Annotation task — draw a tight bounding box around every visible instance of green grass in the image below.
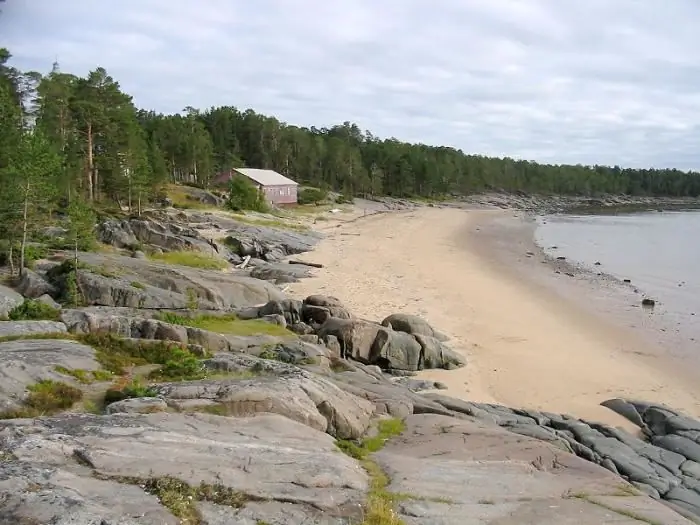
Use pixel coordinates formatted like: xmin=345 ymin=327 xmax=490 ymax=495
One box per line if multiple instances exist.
xmin=148 ymin=251 xmax=228 ymax=270
xmin=104 ymin=378 xmax=158 ymax=405
xmin=54 ymin=366 xmax=113 ymax=384
xmin=130 ymin=281 xmax=146 ymax=289
xmin=156 ymin=312 xmax=292 ymax=337
xmin=227 ymin=213 xmax=309 ymax=232
xmin=77 ymin=333 xmax=209 ymax=378
xmin=8 ymin=299 xmax=61 ymax=321
xmin=0 ymin=379 xmax=83 ymax=419
xmin=336 ymin=418 xmax=407 ymax=525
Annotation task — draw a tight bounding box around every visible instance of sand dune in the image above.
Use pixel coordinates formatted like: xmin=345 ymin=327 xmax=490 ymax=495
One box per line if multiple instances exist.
xmin=288 ymin=206 xmax=700 ymax=427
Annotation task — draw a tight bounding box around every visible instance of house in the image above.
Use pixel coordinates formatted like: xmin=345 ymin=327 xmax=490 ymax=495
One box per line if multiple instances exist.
xmin=213 ymin=168 xmax=298 ymax=205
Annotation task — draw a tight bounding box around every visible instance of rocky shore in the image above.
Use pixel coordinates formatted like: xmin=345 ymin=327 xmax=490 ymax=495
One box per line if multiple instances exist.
xmin=1 ymin=203 xmax=700 ymax=523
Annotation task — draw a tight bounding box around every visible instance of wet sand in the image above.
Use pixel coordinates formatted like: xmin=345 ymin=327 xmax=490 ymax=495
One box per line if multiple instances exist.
xmin=287 ymin=206 xmax=700 ymax=428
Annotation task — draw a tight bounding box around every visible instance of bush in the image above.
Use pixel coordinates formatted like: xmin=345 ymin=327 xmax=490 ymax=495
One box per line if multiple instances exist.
xmin=104 ymin=378 xmax=157 ymax=405
xmin=226 ymin=176 xmax=269 ymax=213
xmin=8 ymin=299 xmax=61 ymax=321
xmin=298 ymin=187 xmax=328 ymax=205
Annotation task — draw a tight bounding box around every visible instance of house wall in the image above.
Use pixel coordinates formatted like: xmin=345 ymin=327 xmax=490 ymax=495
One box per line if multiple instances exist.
xmin=262 ymin=184 xmax=297 ymax=205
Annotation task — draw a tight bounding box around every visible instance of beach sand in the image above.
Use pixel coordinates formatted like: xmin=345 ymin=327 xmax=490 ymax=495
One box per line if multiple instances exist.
xmin=288 ymin=206 xmax=700 ymax=428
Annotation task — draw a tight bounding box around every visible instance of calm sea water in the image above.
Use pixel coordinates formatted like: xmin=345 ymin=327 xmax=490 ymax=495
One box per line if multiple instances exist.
xmin=535 ymin=211 xmax=700 ymax=333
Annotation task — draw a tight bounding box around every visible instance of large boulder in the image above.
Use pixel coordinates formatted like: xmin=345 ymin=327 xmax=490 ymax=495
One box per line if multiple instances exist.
xmin=370 ymin=329 xmax=423 ymax=371
xmin=0 ymin=284 xmax=22 ymax=318
xmin=0 ymin=412 xmax=367 ymax=522
xmin=317 ymin=317 xmax=386 ymax=362
xmin=381 ymin=313 xmax=448 ymax=341
xmin=14 ymin=269 xmax=57 ymax=299
xmin=415 ymin=333 xmax=466 ymax=370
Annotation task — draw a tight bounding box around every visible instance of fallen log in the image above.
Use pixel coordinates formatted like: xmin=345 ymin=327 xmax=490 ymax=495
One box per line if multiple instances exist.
xmin=238 ymin=255 xmax=251 ymax=269
xmin=289 ymin=260 xmax=324 ymax=269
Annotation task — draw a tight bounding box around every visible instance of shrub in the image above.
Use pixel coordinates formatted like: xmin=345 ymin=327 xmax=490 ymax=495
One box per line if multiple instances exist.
xmin=226 ymin=176 xmax=269 ymax=213
xmin=8 ymin=299 xmax=61 ymax=321
xmin=298 ymin=187 xmax=328 ymax=205
xmin=104 ymin=378 xmax=157 ymax=405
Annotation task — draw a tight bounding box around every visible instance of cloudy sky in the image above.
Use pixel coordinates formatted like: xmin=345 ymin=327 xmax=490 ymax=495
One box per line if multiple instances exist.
xmin=2 ymin=1 xmax=700 ymax=169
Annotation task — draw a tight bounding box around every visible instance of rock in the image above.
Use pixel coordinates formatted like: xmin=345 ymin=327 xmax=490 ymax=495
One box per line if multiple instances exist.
xmin=643 ymin=298 xmax=656 ymax=307
xmin=36 ymin=294 xmax=61 ymax=310
xmin=260 ymin=313 xmax=286 ymax=327
xmin=0 ymin=339 xmax=100 ymax=411
xmin=153 ymin=358 xmax=374 ymax=439
xmin=132 ymin=250 xmax=147 ymax=259
xmin=381 ymin=313 xmax=448 ymax=341
xmin=14 ymin=269 xmax=56 ymax=299
xmin=0 ymin=320 xmax=67 ymax=338
xmin=0 ymin=461 xmax=180 ymax=524
xmin=48 ymin=252 xmax=285 ymax=310
xmin=304 ymin=295 xmax=346 ymax=308
xmin=258 ymin=299 xmax=303 ymax=325
xmin=256 ymin=340 xmax=330 ymax=365
xmin=391 ymin=377 xmax=448 ymax=392
xmin=220 ymin=219 xmax=321 ymax=262
xmin=317 ymin=317 xmax=386 ymax=362
xmin=373 ymin=413 xmax=693 ymax=525
xmin=371 ymin=329 xmax=423 ymax=371
xmin=0 ymin=412 xmax=367 ymax=519
xmin=250 ymin=262 xmax=313 ymax=284
xmin=415 ymin=334 xmax=467 ymax=370
xmin=0 ymin=284 xmax=22 ymax=318
xmin=105 ymin=397 xmax=168 ymax=415
xmin=289 ymin=321 xmax=315 ymax=335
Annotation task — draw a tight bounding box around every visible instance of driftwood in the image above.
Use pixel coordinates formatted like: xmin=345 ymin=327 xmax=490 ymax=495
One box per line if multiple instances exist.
xmin=289 ymin=260 xmax=324 ymax=269
xmin=238 ymin=255 xmax=251 ymax=269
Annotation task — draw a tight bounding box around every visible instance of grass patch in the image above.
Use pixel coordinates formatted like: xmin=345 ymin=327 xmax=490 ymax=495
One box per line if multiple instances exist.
xmin=8 ymin=299 xmax=61 ymax=321
xmin=0 ymin=379 xmax=83 ymax=419
xmin=104 ymin=378 xmax=158 ymax=405
xmin=166 ymin=184 xmax=219 ymax=211
xmin=156 ymin=312 xmax=292 ymax=337
xmin=227 ymin=214 xmax=309 ymax=232
xmin=149 ymin=251 xmax=228 ymax=270
xmin=130 ymin=281 xmax=146 ymax=289
xmin=98 ymin=474 xmax=258 ymax=524
xmin=336 ymin=418 xmax=407 ymax=525
xmin=54 ymin=366 xmax=113 ymax=384
xmin=78 ymin=333 xmax=208 ymax=379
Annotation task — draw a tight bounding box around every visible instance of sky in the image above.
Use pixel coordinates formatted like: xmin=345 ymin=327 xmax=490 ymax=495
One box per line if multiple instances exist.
xmin=2 ymin=1 xmax=700 ymax=170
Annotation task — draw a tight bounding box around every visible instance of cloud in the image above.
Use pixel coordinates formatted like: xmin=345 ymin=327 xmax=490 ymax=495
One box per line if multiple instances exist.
xmin=2 ymin=0 xmax=700 ymax=169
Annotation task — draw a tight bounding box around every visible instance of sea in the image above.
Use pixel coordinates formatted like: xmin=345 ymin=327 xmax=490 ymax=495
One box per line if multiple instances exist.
xmin=534 ymin=210 xmax=700 ymax=357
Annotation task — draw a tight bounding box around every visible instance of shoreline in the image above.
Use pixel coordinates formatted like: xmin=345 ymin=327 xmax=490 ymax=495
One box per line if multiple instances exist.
xmin=288 ymin=205 xmax=700 ymax=428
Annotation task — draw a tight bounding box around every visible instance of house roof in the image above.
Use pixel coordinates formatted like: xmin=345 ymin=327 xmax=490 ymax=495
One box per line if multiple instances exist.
xmin=233 ymin=168 xmax=298 ymax=187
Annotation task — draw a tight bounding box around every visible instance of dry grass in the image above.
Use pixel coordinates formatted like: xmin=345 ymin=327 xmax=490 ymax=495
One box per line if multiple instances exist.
xmin=156 ymin=312 xmax=292 ymax=337
xmin=148 ymin=251 xmax=228 ymax=270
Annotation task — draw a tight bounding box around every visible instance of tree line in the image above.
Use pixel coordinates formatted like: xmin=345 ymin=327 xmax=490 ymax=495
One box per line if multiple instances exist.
xmin=3 ymin=48 xmax=700 ymax=226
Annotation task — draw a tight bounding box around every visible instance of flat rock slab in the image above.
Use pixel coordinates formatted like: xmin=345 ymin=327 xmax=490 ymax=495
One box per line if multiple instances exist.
xmin=72 ymin=252 xmax=286 ymax=309
xmin=374 ymin=414 xmax=693 ymax=524
xmin=0 ymin=339 xmax=100 ymax=411
xmin=0 ymin=320 xmax=67 ymax=338
xmin=0 ymin=412 xmax=367 ymax=521
xmin=153 ymin=359 xmax=374 ymax=439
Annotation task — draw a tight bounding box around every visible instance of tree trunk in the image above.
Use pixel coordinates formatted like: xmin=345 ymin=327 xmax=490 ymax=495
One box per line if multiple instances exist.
xmin=8 ymin=242 xmax=15 ymax=277
xmin=19 ymin=190 xmax=29 ymax=277
xmin=86 ymin=121 xmax=94 ymax=201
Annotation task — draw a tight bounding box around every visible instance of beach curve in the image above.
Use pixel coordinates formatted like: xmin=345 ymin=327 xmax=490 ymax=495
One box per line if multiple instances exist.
xmin=288 ymin=205 xmax=700 ymax=428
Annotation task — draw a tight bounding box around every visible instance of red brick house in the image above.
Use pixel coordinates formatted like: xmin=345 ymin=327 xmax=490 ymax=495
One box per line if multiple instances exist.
xmin=213 ymin=168 xmax=298 ymax=205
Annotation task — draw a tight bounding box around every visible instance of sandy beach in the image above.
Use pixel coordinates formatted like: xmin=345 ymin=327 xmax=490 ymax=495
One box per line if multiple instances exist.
xmin=288 ymin=206 xmax=700 ymax=428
